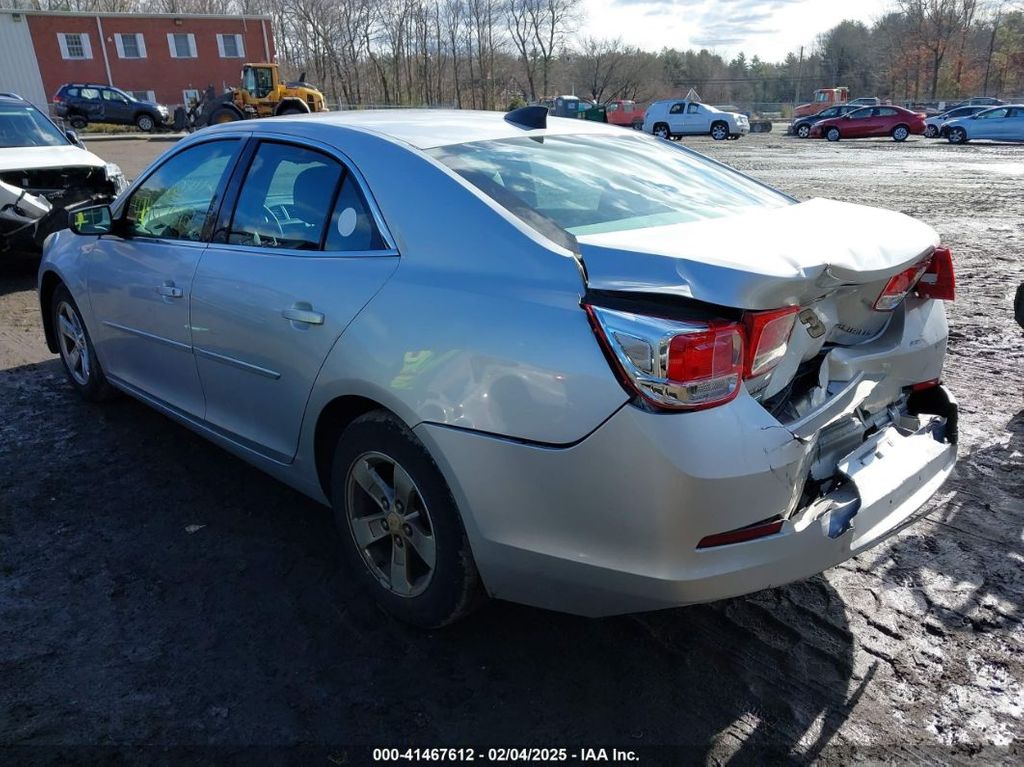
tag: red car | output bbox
[810,105,927,142]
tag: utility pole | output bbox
[983,9,1002,97]
[794,46,803,105]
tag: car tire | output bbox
[652,122,670,140]
[135,113,155,132]
[796,123,811,138]
[277,107,306,116]
[924,125,938,138]
[331,411,484,628]
[69,115,87,130]
[51,284,116,402]
[892,124,910,142]
[948,127,968,144]
[710,121,729,140]
[826,127,841,142]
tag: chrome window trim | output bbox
[205,242,400,260]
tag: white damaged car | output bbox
[1,93,125,253]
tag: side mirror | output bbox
[65,129,83,147]
[68,205,113,236]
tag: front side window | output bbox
[430,134,790,238]
[687,103,701,114]
[228,143,343,250]
[125,140,237,241]
[103,89,129,104]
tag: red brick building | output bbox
[0,9,275,109]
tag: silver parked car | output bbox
[38,108,958,626]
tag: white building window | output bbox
[57,33,92,60]
[216,33,244,59]
[167,32,197,59]
[182,89,200,106]
[115,33,146,59]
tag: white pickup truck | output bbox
[642,99,750,141]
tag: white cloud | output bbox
[580,0,892,61]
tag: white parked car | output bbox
[0,93,125,253]
[643,99,749,140]
[923,105,986,138]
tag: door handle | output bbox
[156,282,183,298]
[282,305,325,326]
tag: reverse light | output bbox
[915,246,955,301]
[874,259,931,311]
[742,307,799,378]
[585,305,744,411]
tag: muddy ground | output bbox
[1,133,1022,762]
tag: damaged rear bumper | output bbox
[416,383,957,618]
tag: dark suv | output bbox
[53,84,169,132]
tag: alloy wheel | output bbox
[893,126,909,141]
[654,125,669,139]
[56,301,90,386]
[345,451,436,598]
[797,124,810,138]
[711,124,728,140]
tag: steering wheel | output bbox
[256,204,284,246]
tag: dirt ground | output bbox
[1,132,1022,762]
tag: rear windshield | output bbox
[428,134,790,237]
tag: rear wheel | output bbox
[796,123,811,138]
[652,122,670,140]
[826,126,841,142]
[69,115,87,130]
[331,411,483,627]
[948,127,968,144]
[892,124,910,142]
[51,284,115,402]
[924,124,938,138]
[208,106,241,125]
[135,113,155,132]
[710,121,729,140]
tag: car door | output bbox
[973,107,1009,139]
[86,138,242,416]
[101,89,132,124]
[1007,108,1024,141]
[873,107,899,136]
[666,102,687,134]
[682,102,709,134]
[77,87,104,122]
[843,107,874,137]
[190,137,400,461]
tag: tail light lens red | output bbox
[916,246,955,301]
[875,246,956,311]
[585,305,744,411]
[697,517,784,549]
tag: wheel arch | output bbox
[274,98,310,116]
[313,394,395,499]
[39,269,63,353]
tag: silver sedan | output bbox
[38,108,959,626]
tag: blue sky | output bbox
[581,0,892,61]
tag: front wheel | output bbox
[924,124,938,138]
[948,127,968,144]
[652,122,670,140]
[892,124,910,142]
[796,123,811,138]
[826,127,841,142]
[51,284,115,402]
[135,113,155,132]
[331,411,484,627]
[710,122,729,140]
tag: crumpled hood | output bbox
[577,198,940,310]
[0,145,106,174]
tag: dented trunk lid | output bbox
[576,197,939,321]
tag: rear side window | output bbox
[324,175,386,252]
[228,142,343,250]
[877,107,897,117]
[80,87,100,100]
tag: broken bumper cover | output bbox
[417,386,957,617]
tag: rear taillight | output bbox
[585,305,744,411]
[874,259,931,311]
[742,307,799,378]
[53,95,62,103]
[916,246,955,301]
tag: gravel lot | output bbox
[1,132,1022,761]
